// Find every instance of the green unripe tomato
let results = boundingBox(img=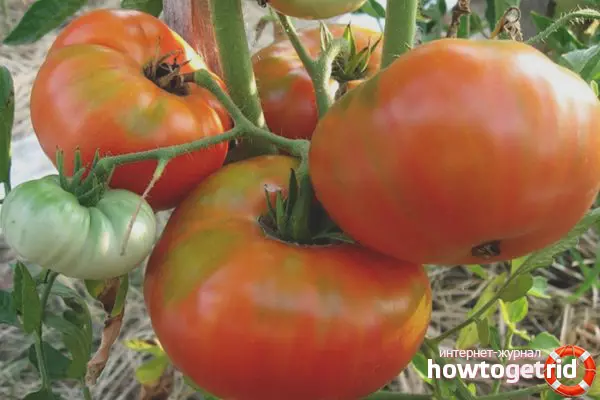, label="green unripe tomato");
[265,0,368,19]
[1,175,157,280]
